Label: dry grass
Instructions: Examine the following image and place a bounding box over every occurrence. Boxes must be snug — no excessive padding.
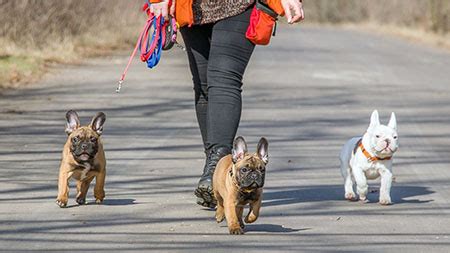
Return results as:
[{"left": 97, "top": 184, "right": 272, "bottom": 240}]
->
[
  {"left": 302, "top": 0, "right": 450, "bottom": 49},
  {"left": 0, "top": 0, "right": 143, "bottom": 89},
  {"left": 343, "top": 23, "right": 450, "bottom": 51},
  {"left": 304, "top": 0, "right": 449, "bottom": 34},
  {"left": 1, "top": 0, "right": 449, "bottom": 89}
]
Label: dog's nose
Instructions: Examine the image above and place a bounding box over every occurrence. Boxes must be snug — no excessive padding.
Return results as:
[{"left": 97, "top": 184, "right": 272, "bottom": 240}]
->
[{"left": 81, "top": 143, "right": 88, "bottom": 149}]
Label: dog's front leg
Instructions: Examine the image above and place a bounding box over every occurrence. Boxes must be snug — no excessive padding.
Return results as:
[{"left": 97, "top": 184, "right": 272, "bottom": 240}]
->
[
  {"left": 353, "top": 167, "right": 368, "bottom": 202},
  {"left": 379, "top": 169, "right": 393, "bottom": 205},
  {"left": 215, "top": 192, "right": 225, "bottom": 223},
  {"left": 224, "top": 199, "right": 244, "bottom": 235},
  {"left": 76, "top": 175, "right": 95, "bottom": 205},
  {"left": 56, "top": 169, "right": 71, "bottom": 208},
  {"left": 94, "top": 170, "right": 106, "bottom": 203},
  {"left": 237, "top": 206, "right": 245, "bottom": 229},
  {"left": 245, "top": 197, "right": 261, "bottom": 224}
]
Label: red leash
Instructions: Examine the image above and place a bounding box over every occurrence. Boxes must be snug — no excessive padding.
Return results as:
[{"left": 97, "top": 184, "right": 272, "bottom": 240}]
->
[{"left": 116, "top": 1, "right": 178, "bottom": 93}]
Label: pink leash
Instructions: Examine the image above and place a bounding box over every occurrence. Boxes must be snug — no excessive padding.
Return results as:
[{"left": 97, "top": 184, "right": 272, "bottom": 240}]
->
[
  {"left": 116, "top": 0, "right": 181, "bottom": 93},
  {"left": 116, "top": 20, "right": 149, "bottom": 93}
]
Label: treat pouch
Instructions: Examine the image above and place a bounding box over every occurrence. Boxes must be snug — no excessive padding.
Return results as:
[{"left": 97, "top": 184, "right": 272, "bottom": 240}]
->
[{"left": 246, "top": 0, "right": 279, "bottom": 45}]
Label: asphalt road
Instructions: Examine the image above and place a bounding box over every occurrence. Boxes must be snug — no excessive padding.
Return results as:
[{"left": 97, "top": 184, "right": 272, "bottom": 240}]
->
[{"left": 1, "top": 26, "right": 450, "bottom": 252}]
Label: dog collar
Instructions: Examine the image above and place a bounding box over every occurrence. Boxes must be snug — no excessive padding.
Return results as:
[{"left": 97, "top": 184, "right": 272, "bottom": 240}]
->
[
  {"left": 230, "top": 164, "right": 240, "bottom": 188},
  {"left": 356, "top": 138, "right": 392, "bottom": 162}
]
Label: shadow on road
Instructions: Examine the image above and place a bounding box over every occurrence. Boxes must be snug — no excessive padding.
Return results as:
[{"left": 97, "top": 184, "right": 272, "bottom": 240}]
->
[
  {"left": 245, "top": 224, "right": 310, "bottom": 233},
  {"left": 99, "top": 198, "right": 137, "bottom": 206},
  {"left": 263, "top": 185, "right": 434, "bottom": 207}
]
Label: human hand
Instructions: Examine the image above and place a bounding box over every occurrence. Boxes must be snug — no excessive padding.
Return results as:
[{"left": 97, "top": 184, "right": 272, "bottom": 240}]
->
[
  {"left": 281, "top": 0, "right": 304, "bottom": 24},
  {"left": 150, "top": 0, "right": 175, "bottom": 20}
]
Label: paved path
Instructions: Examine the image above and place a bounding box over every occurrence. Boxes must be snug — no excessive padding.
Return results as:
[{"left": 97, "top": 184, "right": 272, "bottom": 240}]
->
[{"left": 1, "top": 26, "right": 450, "bottom": 252}]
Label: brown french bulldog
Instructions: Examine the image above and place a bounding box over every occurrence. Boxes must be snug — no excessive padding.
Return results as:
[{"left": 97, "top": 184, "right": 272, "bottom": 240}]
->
[
  {"left": 213, "top": 136, "right": 268, "bottom": 235},
  {"left": 56, "top": 110, "right": 106, "bottom": 208}
]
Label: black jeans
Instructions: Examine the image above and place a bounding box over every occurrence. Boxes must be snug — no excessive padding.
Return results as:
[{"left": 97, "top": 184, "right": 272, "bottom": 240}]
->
[{"left": 180, "top": 8, "right": 255, "bottom": 151}]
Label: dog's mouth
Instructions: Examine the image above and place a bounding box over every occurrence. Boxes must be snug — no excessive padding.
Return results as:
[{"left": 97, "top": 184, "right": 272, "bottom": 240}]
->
[
  {"left": 78, "top": 153, "right": 91, "bottom": 161},
  {"left": 249, "top": 182, "right": 263, "bottom": 188},
  {"left": 240, "top": 183, "right": 261, "bottom": 192},
  {"left": 240, "top": 178, "right": 264, "bottom": 189},
  {"left": 70, "top": 139, "right": 98, "bottom": 163},
  {"left": 375, "top": 141, "right": 398, "bottom": 155},
  {"left": 378, "top": 146, "right": 397, "bottom": 154},
  {"left": 74, "top": 152, "right": 94, "bottom": 161},
  {"left": 373, "top": 148, "right": 396, "bottom": 159}
]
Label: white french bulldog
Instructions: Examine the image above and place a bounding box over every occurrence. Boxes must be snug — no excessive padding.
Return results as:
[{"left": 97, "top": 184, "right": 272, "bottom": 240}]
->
[{"left": 339, "top": 110, "right": 398, "bottom": 205}]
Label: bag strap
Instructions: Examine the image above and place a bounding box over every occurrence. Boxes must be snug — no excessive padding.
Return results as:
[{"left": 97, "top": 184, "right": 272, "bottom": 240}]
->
[{"left": 256, "top": 0, "right": 278, "bottom": 20}]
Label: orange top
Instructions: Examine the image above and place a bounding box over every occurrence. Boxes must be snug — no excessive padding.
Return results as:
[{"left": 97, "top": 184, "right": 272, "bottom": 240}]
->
[{"left": 150, "top": 0, "right": 285, "bottom": 27}]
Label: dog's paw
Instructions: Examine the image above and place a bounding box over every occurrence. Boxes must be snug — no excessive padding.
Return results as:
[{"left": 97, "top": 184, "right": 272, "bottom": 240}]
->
[
  {"left": 245, "top": 214, "right": 258, "bottom": 224},
  {"left": 76, "top": 197, "right": 86, "bottom": 205},
  {"left": 358, "top": 196, "right": 369, "bottom": 203},
  {"left": 239, "top": 219, "right": 245, "bottom": 229},
  {"left": 56, "top": 199, "right": 67, "bottom": 208},
  {"left": 345, "top": 192, "right": 356, "bottom": 201},
  {"left": 379, "top": 197, "right": 392, "bottom": 205},
  {"left": 229, "top": 226, "right": 244, "bottom": 235},
  {"left": 216, "top": 214, "right": 225, "bottom": 223},
  {"left": 95, "top": 199, "right": 103, "bottom": 204}
]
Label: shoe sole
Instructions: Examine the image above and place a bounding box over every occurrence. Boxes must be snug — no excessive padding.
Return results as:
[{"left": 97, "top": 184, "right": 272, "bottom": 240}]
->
[{"left": 195, "top": 185, "right": 216, "bottom": 208}]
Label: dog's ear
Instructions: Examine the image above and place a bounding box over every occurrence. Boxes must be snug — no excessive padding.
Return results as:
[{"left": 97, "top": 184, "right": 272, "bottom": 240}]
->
[
  {"left": 257, "top": 137, "right": 269, "bottom": 164},
  {"left": 90, "top": 112, "right": 106, "bottom": 135},
  {"left": 232, "top": 136, "right": 248, "bottom": 163},
  {"left": 368, "top": 110, "right": 380, "bottom": 132},
  {"left": 388, "top": 112, "right": 397, "bottom": 131},
  {"left": 65, "top": 110, "right": 80, "bottom": 135}
]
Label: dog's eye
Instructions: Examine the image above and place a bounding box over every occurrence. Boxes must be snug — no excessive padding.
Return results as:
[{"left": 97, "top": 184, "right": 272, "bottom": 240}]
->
[
  {"left": 241, "top": 167, "right": 248, "bottom": 173},
  {"left": 90, "top": 137, "right": 97, "bottom": 142},
  {"left": 375, "top": 135, "right": 380, "bottom": 138},
  {"left": 393, "top": 136, "right": 398, "bottom": 139},
  {"left": 72, "top": 137, "right": 79, "bottom": 143}
]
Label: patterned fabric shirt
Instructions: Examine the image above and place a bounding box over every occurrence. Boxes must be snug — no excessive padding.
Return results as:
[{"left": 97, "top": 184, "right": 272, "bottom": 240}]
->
[{"left": 193, "top": 0, "right": 254, "bottom": 25}]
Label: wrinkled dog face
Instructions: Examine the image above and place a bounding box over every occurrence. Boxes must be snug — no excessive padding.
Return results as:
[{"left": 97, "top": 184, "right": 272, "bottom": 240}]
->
[
  {"left": 69, "top": 129, "right": 99, "bottom": 162},
  {"left": 65, "top": 110, "right": 106, "bottom": 162},
  {"left": 367, "top": 110, "right": 398, "bottom": 156},
  {"left": 232, "top": 137, "right": 268, "bottom": 190},
  {"left": 235, "top": 156, "right": 266, "bottom": 189}
]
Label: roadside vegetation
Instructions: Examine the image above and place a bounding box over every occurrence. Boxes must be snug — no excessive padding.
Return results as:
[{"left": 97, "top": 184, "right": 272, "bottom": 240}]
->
[
  {"left": 0, "top": 0, "right": 448, "bottom": 89},
  {"left": 305, "top": 0, "right": 450, "bottom": 49},
  {"left": 0, "top": 0, "right": 142, "bottom": 89}
]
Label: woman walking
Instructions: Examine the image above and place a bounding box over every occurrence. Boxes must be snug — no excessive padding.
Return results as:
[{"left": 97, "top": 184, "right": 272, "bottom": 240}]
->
[{"left": 149, "top": 0, "right": 304, "bottom": 207}]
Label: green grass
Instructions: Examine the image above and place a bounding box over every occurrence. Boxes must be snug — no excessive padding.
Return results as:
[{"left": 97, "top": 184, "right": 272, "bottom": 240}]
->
[{"left": 0, "top": 55, "right": 44, "bottom": 89}]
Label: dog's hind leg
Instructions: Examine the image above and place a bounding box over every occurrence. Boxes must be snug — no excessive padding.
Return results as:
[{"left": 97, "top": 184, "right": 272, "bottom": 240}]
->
[
  {"left": 344, "top": 167, "right": 356, "bottom": 201},
  {"left": 340, "top": 151, "right": 356, "bottom": 201}
]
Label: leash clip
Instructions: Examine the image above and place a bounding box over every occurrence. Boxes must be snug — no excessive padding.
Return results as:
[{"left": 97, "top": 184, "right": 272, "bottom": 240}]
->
[
  {"left": 116, "top": 79, "right": 123, "bottom": 93},
  {"left": 175, "top": 41, "right": 186, "bottom": 51}
]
